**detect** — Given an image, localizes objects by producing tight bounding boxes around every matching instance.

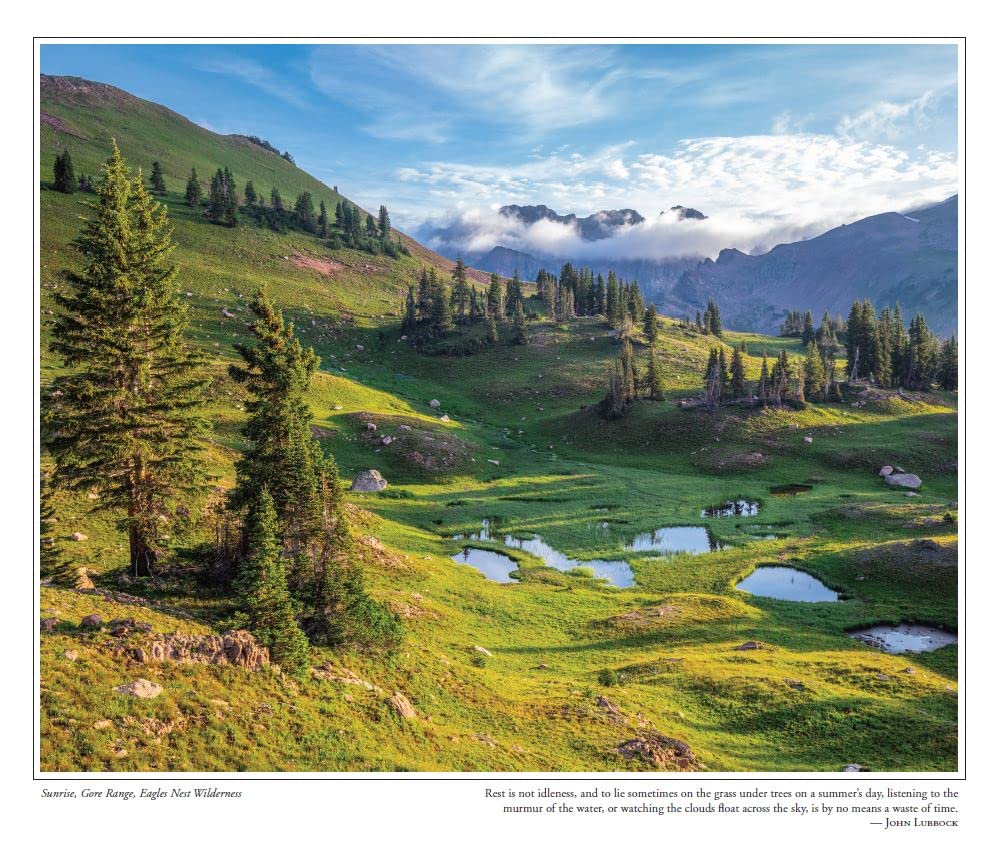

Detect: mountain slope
[664,196,958,334]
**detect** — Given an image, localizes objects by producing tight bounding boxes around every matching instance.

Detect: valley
[38,75,958,774]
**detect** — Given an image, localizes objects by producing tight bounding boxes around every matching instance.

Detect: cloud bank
[411,132,957,263]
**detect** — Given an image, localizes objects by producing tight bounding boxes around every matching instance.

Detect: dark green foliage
[729,347,746,398]
[512,299,528,345]
[451,257,471,319]
[486,314,499,344]
[236,488,310,676]
[270,187,284,212]
[377,205,390,240]
[704,299,723,336]
[150,161,166,194]
[40,473,74,584]
[207,167,238,226]
[46,143,209,575]
[294,191,317,233]
[643,303,658,345]
[318,200,328,238]
[938,336,959,390]
[53,149,76,194]
[244,180,257,206]
[185,168,202,207]
[487,273,504,320]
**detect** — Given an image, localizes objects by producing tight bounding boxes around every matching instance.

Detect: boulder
[885,472,922,489]
[440,415,450,422]
[40,618,58,632]
[616,731,699,770]
[842,764,863,773]
[734,641,764,651]
[429,399,440,408]
[350,469,388,492]
[803,436,813,444]
[74,568,95,590]
[71,532,88,541]
[114,679,163,699]
[381,436,393,445]
[387,692,416,719]
[472,645,493,657]
[63,650,79,661]
[878,465,894,477]
[80,613,103,629]
[365,422,377,431]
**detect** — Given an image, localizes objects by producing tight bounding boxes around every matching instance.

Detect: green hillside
[39,76,958,773]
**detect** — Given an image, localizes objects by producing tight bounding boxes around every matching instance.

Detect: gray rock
[350,469,388,492]
[80,614,103,629]
[387,692,416,719]
[878,465,894,477]
[114,679,163,699]
[734,641,764,651]
[429,399,440,408]
[885,472,922,489]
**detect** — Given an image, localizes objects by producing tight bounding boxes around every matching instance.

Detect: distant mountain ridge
[498,204,646,241]
[664,195,958,334]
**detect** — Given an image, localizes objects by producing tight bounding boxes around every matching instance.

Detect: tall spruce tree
[729,347,746,398]
[487,273,504,320]
[150,161,166,194]
[318,200,329,238]
[451,257,471,319]
[46,143,209,575]
[271,187,284,212]
[938,335,959,391]
[643,304,659,346]
[377,205,390,240]
[237,488,310,676]
[646,347,666,400]
[512,299,528,345]
[244,180,257,206]
[185,168,202,207]
[53,150,76,194]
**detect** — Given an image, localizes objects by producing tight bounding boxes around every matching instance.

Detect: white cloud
[198,57,306,109]
[410,132,957,262]
[836,90,938,141]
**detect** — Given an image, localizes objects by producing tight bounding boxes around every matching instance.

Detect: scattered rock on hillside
[351,469,388,492]
[74,568,95,590]
[842,764,864,772]
[114,679,163,699]
[878,465,894,477]
[40,618,58,632]
[71,532,88,541]
[127,630,269,670]
[616,731,700,770]
[365,422,377,431]
[387,692,417,719]
[473,645,493,657]
[80,613,103,629]
[885,472,922,489]
[735,641,764,651]
[429,399,440,408]
[63,650,78,661]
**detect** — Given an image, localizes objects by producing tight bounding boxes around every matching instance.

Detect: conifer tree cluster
[53,149,76,194]
[845,299,946,390]
[534,265,643,326]
[207,166,239,226]
[150,161,167,194]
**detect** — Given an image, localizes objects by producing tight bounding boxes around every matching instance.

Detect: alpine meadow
[37,53,959,774]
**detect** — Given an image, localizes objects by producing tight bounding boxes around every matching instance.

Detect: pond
[736,565,841,602]
[702,500,759,518]
[625,526,723,556]
[451,547,519,583]
[450,519,730,588]
[849,624,957,654]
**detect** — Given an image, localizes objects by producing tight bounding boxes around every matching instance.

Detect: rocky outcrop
[350,469,388,492]
[734,641,764,651]
[80,613,103,629]
[616,731,700,770]
[126,630,269,670]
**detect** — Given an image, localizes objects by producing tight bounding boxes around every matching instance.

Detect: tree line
[42,144,399,677]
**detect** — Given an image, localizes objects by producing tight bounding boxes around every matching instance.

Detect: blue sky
[41,42,959,259]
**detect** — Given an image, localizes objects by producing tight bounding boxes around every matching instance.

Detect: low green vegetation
[38,76,958,773]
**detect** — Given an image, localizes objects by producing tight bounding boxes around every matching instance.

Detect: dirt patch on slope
[290,252,347,277]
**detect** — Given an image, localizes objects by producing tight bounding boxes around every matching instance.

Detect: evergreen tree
[237,488,310,676]
[46,143,209,575]
[802,341,826,399]
[801,310,815,346]
[318,200,329,238]
[185,168,202,207]
[486,314,499,344]
[451,257,471,319]
[294,191,317,232]
[758,352,769,402]
[150,161,166,194]
[53,149,76,194]
[620,338,638,399]
[207,167,238,226]
[487,273,504,320]
[505,273,524,317]
[365,212,377,236]
[377,205,390,240]
[401,285,418,334]
[271,187,284,212]
[729,347,746,398]
[707,299,723,336]
[601,364,629,418]
[39,472,74,584]
[512,299,528,345]
[430,272,453,337]
[643,303,659,346]
[244,180,257,206]
[938,335,959,391]
[905,314,938,390]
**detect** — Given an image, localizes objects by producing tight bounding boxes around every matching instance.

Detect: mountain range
[465,197,958,334]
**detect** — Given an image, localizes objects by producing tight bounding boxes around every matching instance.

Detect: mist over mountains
[420,197,957,335]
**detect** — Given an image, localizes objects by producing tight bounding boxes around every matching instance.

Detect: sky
[41,42,959,261]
